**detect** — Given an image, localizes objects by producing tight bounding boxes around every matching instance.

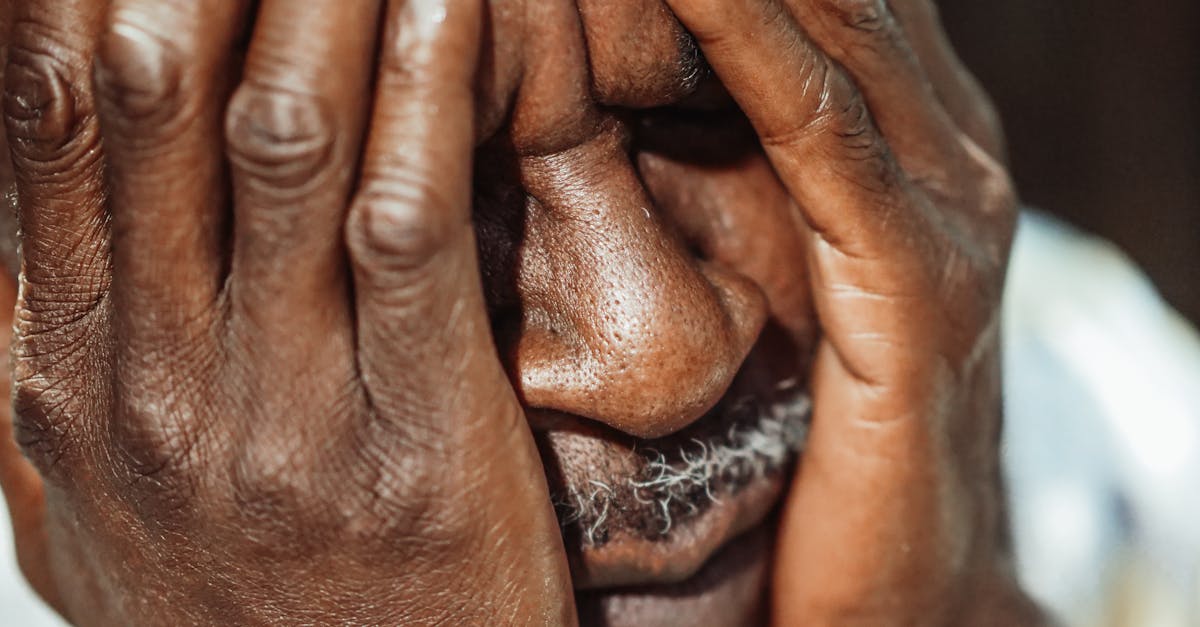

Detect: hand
[2,0,574,624]
[660,0,1044,623]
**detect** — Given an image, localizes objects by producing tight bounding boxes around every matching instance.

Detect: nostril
[698,262,772,358]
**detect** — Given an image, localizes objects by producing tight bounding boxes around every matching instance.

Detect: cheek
[635,146,818,355]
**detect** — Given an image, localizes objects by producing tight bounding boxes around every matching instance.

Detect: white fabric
[1,213,1197,626]
[1004,213,1200,626]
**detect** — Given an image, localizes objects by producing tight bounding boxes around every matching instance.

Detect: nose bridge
[511,122,766,439]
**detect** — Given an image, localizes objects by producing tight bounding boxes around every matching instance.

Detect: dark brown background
[937,1,1200,324]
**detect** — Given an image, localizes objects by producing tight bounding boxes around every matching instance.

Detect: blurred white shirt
[1004,213,1200,626]
[2,212,1198,626]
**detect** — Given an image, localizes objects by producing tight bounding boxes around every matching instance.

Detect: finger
[783,0,966,180]
[344,7,575,611]
[662,0,948,435]
[346,0,506,425]
[226,0,380,336]
[667,3,995,620]
[4,0,111,326]
[773,341,984,625]
[889,0,1007,163]
[781,0,1014,237]
[94,0,249,342]
[0,15,58,599]
[664,0,934,275]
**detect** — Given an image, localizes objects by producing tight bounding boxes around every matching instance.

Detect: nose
[509,122,766,439]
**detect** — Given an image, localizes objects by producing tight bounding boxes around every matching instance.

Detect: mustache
[551,381,811,547]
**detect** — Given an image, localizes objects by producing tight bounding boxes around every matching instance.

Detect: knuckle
[8,326,103,480]
[815,75,897,186]
[102,395,211,520]
[229,438,320,522]
[10,372,78,480]
[818,0,890,33]
[337,415,499,549]
[982,168,1017,220]
[812,67,868,134]
[346,177,466,272]
[762,61,879,151]
[226,434,444,549]
[2,38,96,166]
[94,16,185,125]
[983,176,1019,257]
[767,65,897,193]
[225,85,336,193]
[964,144,1018,230]
[348,459,478,553]
[938,250,1002,341]
[351,462,449,544]
[826,95,883,157]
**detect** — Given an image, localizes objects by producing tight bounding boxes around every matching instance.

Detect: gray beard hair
[552,383,812,547]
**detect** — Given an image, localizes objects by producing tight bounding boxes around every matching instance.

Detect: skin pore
[0,0,1048,625]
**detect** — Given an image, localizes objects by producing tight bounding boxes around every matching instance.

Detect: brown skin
[2,0,576,624]
[659,1,1031,623]
[0,0,1047,624]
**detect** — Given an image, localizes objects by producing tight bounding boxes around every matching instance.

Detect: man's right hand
[3,0,575,624]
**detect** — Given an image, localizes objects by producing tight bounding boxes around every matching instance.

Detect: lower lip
[575,522,773,627]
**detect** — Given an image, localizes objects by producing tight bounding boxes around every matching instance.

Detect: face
[472,3,818,625]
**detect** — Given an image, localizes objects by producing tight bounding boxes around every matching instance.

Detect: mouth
[575,522,776,627]
[531,344,811,590]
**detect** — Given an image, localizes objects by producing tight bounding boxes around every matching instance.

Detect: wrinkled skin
[0,0,1048,624]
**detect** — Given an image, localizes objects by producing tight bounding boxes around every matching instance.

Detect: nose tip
[516,264,765,439]
[509,123,767,439]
